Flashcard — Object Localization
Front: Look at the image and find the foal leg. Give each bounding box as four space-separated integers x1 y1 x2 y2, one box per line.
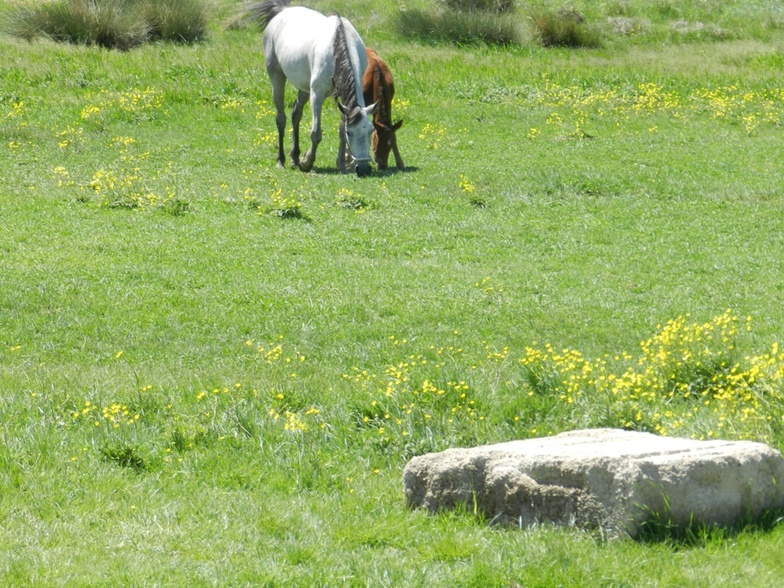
392 143 405 170
299 92 323 172
290 89 309 168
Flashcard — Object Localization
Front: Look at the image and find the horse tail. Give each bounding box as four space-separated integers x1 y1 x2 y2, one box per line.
243 0 290 31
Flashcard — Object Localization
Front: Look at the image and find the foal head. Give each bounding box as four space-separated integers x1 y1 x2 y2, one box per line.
373 119 403 170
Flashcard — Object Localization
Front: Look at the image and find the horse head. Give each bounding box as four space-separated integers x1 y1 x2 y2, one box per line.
338 101 376 177
372 119 403 170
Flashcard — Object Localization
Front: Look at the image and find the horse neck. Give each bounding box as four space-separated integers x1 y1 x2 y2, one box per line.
332 16 364 118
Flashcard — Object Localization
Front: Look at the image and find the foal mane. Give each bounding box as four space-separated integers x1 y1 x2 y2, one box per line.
372 66 392 126
331 14 363 125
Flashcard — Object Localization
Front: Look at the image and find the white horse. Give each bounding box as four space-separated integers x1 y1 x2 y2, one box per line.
247 0 376 176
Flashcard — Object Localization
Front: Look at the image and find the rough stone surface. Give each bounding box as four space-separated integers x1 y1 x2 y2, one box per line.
403 428 784 537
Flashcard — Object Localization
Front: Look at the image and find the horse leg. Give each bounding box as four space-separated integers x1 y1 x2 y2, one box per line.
392 143 405 170
336 117 351 173
269 71 288 169
299 92 323 172
290 89 309 168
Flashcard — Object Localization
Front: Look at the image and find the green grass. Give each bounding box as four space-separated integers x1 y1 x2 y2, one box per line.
3 0 784 584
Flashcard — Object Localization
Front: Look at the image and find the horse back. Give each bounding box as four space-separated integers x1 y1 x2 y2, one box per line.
269 8 366 94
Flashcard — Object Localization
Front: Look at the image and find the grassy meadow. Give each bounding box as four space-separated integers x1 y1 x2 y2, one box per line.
2 0 784 585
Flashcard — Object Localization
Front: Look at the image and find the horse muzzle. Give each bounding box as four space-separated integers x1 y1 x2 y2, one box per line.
355 160 371 177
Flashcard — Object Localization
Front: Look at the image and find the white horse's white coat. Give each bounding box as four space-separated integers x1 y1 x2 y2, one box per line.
261 5 375 175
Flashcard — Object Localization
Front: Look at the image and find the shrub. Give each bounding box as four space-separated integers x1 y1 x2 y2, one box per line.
440 0 515 15
1 0 209 49
395 7 521 46
530 9 603 48
142 0 209 43
3 0 150 50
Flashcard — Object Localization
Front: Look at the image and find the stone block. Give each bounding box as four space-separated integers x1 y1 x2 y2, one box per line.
403 428 784 537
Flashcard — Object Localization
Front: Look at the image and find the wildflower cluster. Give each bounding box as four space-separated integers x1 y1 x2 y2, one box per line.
255 100 276 121
62 315 784 473
66 338 324 466
475 276 504 296
253 101 278 148
72 400 140 428
418 123 445 149
50 88 182 212
268 402 322 433
336 187 368 212
40 86 183 211
80 88 164 126
513 77 784 138
5 100 25 120
80 137 181 210
254 130 278 146
191 384 319 435
245 339 321 433
52 166 75 188
393 98 411 116
690 86 783 134
459 174 490 207
459 174 476 194
247 337 307 368
268 187 304 219
218 97 245 111
518 310 784 441
56 126 85 150
88 166 174 210
4 101 28 151
240 174 306 219
345 338 480 446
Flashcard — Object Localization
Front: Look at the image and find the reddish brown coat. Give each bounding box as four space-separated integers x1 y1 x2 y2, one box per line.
362 48 404 170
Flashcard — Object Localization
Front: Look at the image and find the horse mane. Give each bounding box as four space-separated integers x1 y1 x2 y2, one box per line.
331 14 363 125
373 65 392 126
243 0 290 30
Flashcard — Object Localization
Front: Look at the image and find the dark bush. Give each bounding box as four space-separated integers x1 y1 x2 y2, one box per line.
440 0 515 15
142 0 208 43
3 0 149 49
395 8 521 46
1 0 209 49
530 9 603 48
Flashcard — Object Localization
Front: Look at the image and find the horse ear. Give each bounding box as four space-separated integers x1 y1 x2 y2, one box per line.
391 120 403 131
337 101 349 116
363 101 377 116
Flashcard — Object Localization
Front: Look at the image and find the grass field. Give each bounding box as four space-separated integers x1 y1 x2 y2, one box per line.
2 0 784 585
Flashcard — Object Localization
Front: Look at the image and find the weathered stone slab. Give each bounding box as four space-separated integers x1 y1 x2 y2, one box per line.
403 428 784 537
